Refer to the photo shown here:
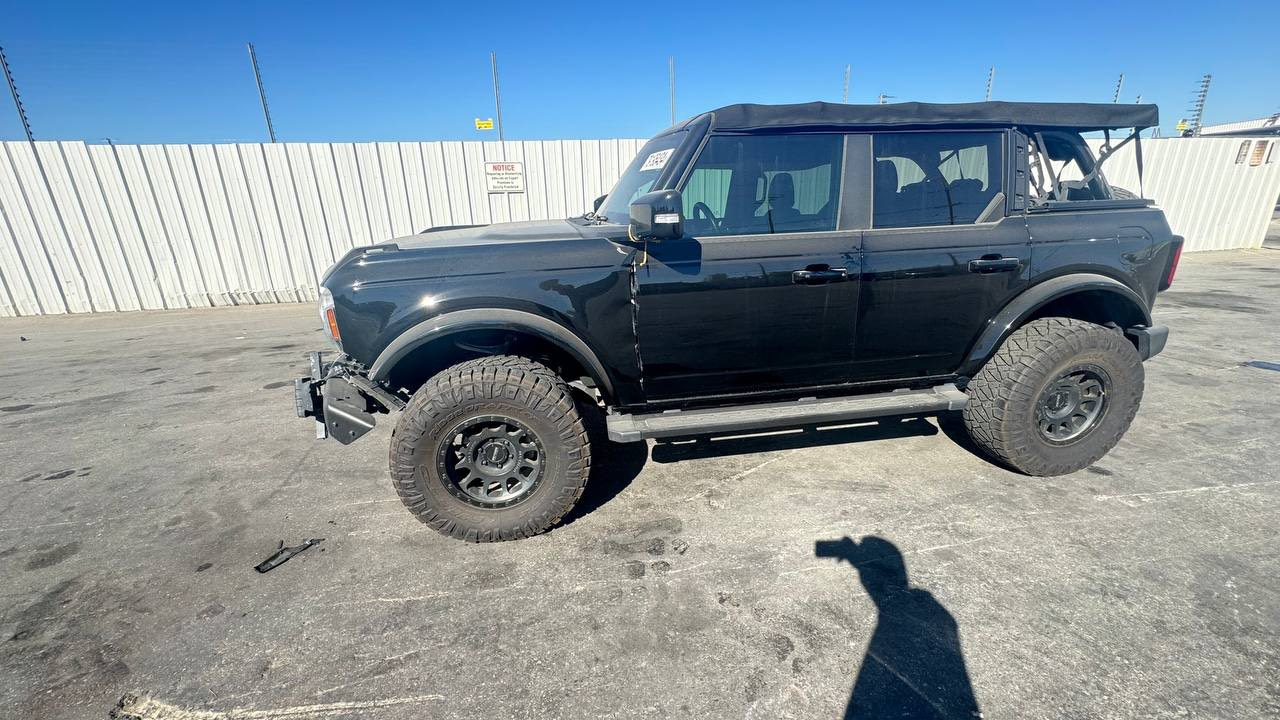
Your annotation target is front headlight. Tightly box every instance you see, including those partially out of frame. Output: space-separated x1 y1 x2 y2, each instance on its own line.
318 287 341 347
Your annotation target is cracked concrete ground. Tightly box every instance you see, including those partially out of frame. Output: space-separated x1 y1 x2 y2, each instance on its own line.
1 246 1278 719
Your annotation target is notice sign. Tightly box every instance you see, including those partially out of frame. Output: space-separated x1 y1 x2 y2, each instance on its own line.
474 118 494 130
484 161 525 193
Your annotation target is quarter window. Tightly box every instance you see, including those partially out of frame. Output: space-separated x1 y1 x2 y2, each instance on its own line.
680 134 843 236
873 132 1004 228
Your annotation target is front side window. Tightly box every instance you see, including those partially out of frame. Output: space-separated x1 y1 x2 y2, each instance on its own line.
680 134 843 236
873 132 1003 228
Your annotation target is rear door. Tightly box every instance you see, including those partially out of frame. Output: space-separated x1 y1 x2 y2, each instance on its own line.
633 133 861 401
852 130 1031 380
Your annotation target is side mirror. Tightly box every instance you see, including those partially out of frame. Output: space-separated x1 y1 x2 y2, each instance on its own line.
629 190 683 241
592 194 607 213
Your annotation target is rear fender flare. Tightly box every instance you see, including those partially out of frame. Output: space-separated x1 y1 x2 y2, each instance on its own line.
368 308 615 399
959 274 1152 377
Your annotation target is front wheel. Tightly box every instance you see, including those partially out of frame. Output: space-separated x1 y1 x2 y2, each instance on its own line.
962 317 1144 476
389 356 591 542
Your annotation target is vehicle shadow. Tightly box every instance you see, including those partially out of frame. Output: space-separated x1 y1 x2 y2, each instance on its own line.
934 411 1006 469
559 392 650 526
650 416 938 463
815 535 982 720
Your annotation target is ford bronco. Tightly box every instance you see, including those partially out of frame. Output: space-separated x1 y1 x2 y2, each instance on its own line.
295 101 1182 542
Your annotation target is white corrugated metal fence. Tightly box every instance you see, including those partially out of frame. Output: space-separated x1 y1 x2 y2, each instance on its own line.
1085 136 1280 253
1 135 1277 317
0 139 645 316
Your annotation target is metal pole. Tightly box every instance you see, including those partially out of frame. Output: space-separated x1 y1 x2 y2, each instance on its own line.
842 65 850 103
247 43 277 143
668 56 676 124
1113 73 1124 103
985 66 995 101
490 51 505 144
1 45 34 142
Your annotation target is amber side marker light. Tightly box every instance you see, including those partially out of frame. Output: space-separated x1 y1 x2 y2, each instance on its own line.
325 306 341 342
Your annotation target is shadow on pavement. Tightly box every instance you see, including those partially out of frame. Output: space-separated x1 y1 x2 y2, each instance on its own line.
815 535 982 720
650 416 938 463
559 393 650 526
934 411 999 467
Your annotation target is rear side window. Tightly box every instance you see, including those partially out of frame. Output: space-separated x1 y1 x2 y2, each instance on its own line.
872 132 1003 228
680 134 843 236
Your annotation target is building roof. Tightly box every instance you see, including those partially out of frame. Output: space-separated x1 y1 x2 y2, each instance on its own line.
705 101 1160 133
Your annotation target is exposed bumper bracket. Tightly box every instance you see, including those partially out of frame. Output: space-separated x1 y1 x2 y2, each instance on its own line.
1127 325 1169 361
294 352 395 445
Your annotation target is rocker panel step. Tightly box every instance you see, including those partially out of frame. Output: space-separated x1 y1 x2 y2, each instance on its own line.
606 384 969 442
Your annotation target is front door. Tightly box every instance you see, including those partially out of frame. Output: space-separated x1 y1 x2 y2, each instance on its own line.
854 130 1031 380
633 133 860 402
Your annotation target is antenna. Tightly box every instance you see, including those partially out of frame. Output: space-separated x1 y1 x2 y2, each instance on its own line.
842 65 850 103
877 92 895 105
246 43 277 143
1113 73 1124 103
985 66 995 101
668 56 676 124
490 51 505 144
1 45 34 142
1188 73 1211 136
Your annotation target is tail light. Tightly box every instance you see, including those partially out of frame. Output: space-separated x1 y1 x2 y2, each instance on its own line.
1160 237 1184 291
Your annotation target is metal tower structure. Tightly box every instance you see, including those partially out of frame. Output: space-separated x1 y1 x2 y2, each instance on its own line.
1 45 34 142
1188 74 1211 136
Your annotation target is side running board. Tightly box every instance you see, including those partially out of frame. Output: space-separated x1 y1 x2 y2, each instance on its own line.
606 384 968 443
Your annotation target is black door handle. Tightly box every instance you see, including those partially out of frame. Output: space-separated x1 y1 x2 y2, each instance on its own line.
968 257 1022 274
792 268 849 285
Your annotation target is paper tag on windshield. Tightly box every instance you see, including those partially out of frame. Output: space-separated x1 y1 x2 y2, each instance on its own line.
640 148 674 172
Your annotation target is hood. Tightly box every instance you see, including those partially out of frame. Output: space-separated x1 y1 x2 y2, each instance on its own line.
390 219 586 249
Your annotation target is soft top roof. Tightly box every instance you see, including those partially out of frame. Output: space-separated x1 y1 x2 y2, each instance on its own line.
707 101 1159 133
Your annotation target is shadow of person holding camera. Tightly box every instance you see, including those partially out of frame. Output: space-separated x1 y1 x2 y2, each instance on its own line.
815 536 981 720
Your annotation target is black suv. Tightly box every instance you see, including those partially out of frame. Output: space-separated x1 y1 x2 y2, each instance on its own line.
296 101 1182 542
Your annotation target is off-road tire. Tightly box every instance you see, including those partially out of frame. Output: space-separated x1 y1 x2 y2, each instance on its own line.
389 355 591 541
962 317 1143 476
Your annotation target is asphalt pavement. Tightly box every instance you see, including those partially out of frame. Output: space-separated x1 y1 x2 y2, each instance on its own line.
1 246 1278 719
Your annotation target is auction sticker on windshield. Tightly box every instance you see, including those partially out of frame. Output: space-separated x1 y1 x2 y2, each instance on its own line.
640 149 674 172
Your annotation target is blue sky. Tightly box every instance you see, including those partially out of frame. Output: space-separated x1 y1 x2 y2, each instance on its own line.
2 0 1276 144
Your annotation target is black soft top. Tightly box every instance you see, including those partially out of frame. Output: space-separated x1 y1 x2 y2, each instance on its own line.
705 101 1159 133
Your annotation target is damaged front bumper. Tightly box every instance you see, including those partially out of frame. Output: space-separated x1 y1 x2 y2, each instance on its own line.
294 352 404 444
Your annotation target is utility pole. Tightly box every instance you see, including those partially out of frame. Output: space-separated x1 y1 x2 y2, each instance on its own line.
1 45 34 142
842 64 850 103
877 92 894 105
985 66 995 101
1189 73 1211 136
668 56 676 124
1135 94 1142 104
1113 73 1124 103
246 43 277 143
490 51 505 144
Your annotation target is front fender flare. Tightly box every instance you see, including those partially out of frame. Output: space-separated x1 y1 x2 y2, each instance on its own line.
368 308 615 398
959 274 1152 377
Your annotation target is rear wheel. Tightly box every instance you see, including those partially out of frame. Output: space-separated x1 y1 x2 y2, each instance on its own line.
962 317 1144 476
389 356 590 541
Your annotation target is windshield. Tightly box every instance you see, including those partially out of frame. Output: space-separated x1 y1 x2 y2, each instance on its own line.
596 131 687 223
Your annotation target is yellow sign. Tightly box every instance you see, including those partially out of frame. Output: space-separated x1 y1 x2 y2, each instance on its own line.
474 118 494 130
1175 119 1188 132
